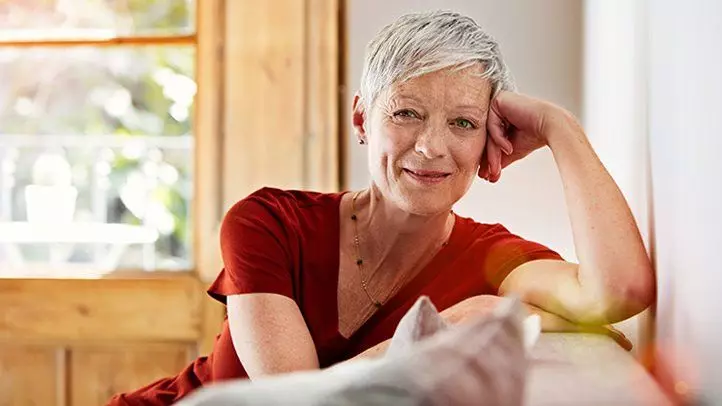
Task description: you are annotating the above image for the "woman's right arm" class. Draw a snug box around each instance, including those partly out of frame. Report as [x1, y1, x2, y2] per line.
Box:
[227, 293, 320, 379]
[217, 191, 320, 378]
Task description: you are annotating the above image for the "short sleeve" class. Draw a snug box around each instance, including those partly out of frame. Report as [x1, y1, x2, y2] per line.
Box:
[478, 224, 564, 293]
[207, 191, 295, 304]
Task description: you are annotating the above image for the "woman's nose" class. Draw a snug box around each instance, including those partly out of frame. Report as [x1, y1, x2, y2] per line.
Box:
[414, 125, 449, 159]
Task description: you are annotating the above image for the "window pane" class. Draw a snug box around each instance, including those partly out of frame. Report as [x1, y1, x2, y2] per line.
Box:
[0, 46, 195, 276]
[0, 0, 195, 40]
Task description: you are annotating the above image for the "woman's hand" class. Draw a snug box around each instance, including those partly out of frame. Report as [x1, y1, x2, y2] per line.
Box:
[479, 91, 582, 183]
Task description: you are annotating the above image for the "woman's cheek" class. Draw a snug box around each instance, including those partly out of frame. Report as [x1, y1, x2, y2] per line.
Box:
[454, 140, 485, 171]
[383, 125, 416, 156]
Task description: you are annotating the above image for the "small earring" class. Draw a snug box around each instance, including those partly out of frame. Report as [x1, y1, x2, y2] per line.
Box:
[358, 139, 366, 145]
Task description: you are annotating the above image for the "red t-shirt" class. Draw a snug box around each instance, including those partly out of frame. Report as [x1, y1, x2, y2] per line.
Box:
[109, 187, 562, 405]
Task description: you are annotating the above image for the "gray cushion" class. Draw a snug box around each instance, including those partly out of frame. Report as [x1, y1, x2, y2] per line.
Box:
[385, 295, 448, 355]
[176, 296, 528, 406]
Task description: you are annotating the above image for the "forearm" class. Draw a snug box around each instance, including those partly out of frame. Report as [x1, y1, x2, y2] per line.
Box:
[350, 295, 591, 361]
[547, 123, 655, 322]
[351, 298, 501, 361]
[228, 295, 321, 379]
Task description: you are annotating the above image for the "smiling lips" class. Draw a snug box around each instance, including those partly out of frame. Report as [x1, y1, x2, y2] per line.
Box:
[402, 168, 451, 185]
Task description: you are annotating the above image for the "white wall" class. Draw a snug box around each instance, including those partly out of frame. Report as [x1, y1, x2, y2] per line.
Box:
[647, 0, 722, 403]
[583, 0, 650, 248]
[346, 0, 583, 261]
[583, 0, 651, 355]
[585, 0, 722, 401]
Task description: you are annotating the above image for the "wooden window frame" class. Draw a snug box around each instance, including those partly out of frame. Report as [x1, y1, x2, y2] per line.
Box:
[0, 1, 225, 281]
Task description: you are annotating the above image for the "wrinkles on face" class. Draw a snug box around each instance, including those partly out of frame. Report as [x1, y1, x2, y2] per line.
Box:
[366, 66, 493, 215]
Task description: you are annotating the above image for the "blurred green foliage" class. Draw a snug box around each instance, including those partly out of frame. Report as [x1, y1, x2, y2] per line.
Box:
[0, 0, 197, 268]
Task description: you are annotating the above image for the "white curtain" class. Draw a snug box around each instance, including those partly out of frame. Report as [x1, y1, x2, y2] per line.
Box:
[586, 0, 722, 403]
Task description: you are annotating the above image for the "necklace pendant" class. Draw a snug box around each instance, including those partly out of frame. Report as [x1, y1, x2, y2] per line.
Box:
[374, 301, 382, 309]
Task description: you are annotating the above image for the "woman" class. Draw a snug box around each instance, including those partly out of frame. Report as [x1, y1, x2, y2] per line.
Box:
[110, 10, 654, 405]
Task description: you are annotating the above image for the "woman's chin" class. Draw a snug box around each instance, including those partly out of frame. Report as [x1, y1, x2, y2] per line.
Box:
[394, 187, 457, 216]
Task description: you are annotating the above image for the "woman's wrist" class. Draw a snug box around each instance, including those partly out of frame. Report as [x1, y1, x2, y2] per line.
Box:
[542, 108, 587, 148]
[544, 118, 591, 158]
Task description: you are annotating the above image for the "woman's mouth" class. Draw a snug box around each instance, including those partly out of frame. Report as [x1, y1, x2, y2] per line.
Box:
[402, 168, 451, 185]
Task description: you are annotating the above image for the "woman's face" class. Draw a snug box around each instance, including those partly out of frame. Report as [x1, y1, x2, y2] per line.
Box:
[354, 66, 493, 215]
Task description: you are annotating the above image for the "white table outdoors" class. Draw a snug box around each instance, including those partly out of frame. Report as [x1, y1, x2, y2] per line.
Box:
[0, 221, 158, 276]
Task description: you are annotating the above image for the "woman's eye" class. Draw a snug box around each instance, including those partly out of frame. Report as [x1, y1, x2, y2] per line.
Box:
[393, 110, 419, 119]
[453, 118, 476, 129]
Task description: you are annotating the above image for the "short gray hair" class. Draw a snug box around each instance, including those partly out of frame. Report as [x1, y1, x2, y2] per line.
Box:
[359, 10, 516, 107]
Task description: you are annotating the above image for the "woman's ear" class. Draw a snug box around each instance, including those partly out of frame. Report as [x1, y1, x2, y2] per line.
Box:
[352, 93, 367, 144]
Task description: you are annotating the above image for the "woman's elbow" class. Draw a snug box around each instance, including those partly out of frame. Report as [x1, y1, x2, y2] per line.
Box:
[619, 267, 656, 317]
[594, 265, 656, 324]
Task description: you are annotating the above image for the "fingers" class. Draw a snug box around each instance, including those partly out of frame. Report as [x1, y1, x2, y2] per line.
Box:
[524, 303, 633, 351]
[479, 138, 511, 183]
[491, 91, 544, 135]
[478, 151, 489, 180]
[482, 96, 515, 183]
[486, 137, 503, 183]
[481, 100, 520, 182]
[575, 325, 633, 351]
[601, 325, 633, 351]
[487, 105, 513, 154]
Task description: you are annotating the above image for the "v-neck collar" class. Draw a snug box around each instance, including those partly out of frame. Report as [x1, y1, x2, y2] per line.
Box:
[327, 192, 460, 344]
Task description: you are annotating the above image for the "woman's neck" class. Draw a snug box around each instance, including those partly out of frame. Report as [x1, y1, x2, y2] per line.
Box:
[353, 185, 454, 273]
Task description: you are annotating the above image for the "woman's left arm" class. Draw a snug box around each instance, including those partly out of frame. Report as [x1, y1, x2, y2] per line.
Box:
[484, 92, 655, 325]
[350, 295, 632, 361]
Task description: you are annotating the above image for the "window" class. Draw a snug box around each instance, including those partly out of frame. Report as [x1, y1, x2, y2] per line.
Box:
[0, 0, 200, 276]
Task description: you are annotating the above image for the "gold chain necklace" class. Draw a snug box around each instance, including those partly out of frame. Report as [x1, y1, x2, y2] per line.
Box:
[350, 191, 453, 309]
[349, 191, 454, 310]
[350, 191, 383, 308]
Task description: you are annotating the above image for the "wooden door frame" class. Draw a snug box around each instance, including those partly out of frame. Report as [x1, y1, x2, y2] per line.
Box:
[195, 0, 228, 354]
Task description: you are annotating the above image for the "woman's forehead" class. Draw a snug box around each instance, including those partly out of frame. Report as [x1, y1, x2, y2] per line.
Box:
[384, 70, 492, 108]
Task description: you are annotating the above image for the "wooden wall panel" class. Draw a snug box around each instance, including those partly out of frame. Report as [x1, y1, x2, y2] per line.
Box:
[222, 0, 307, 207]
[69, 344, 191, 406]
[0, 277, 203, 342]
[305, 0, 341, 193]
[0, 346, 61, 406]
